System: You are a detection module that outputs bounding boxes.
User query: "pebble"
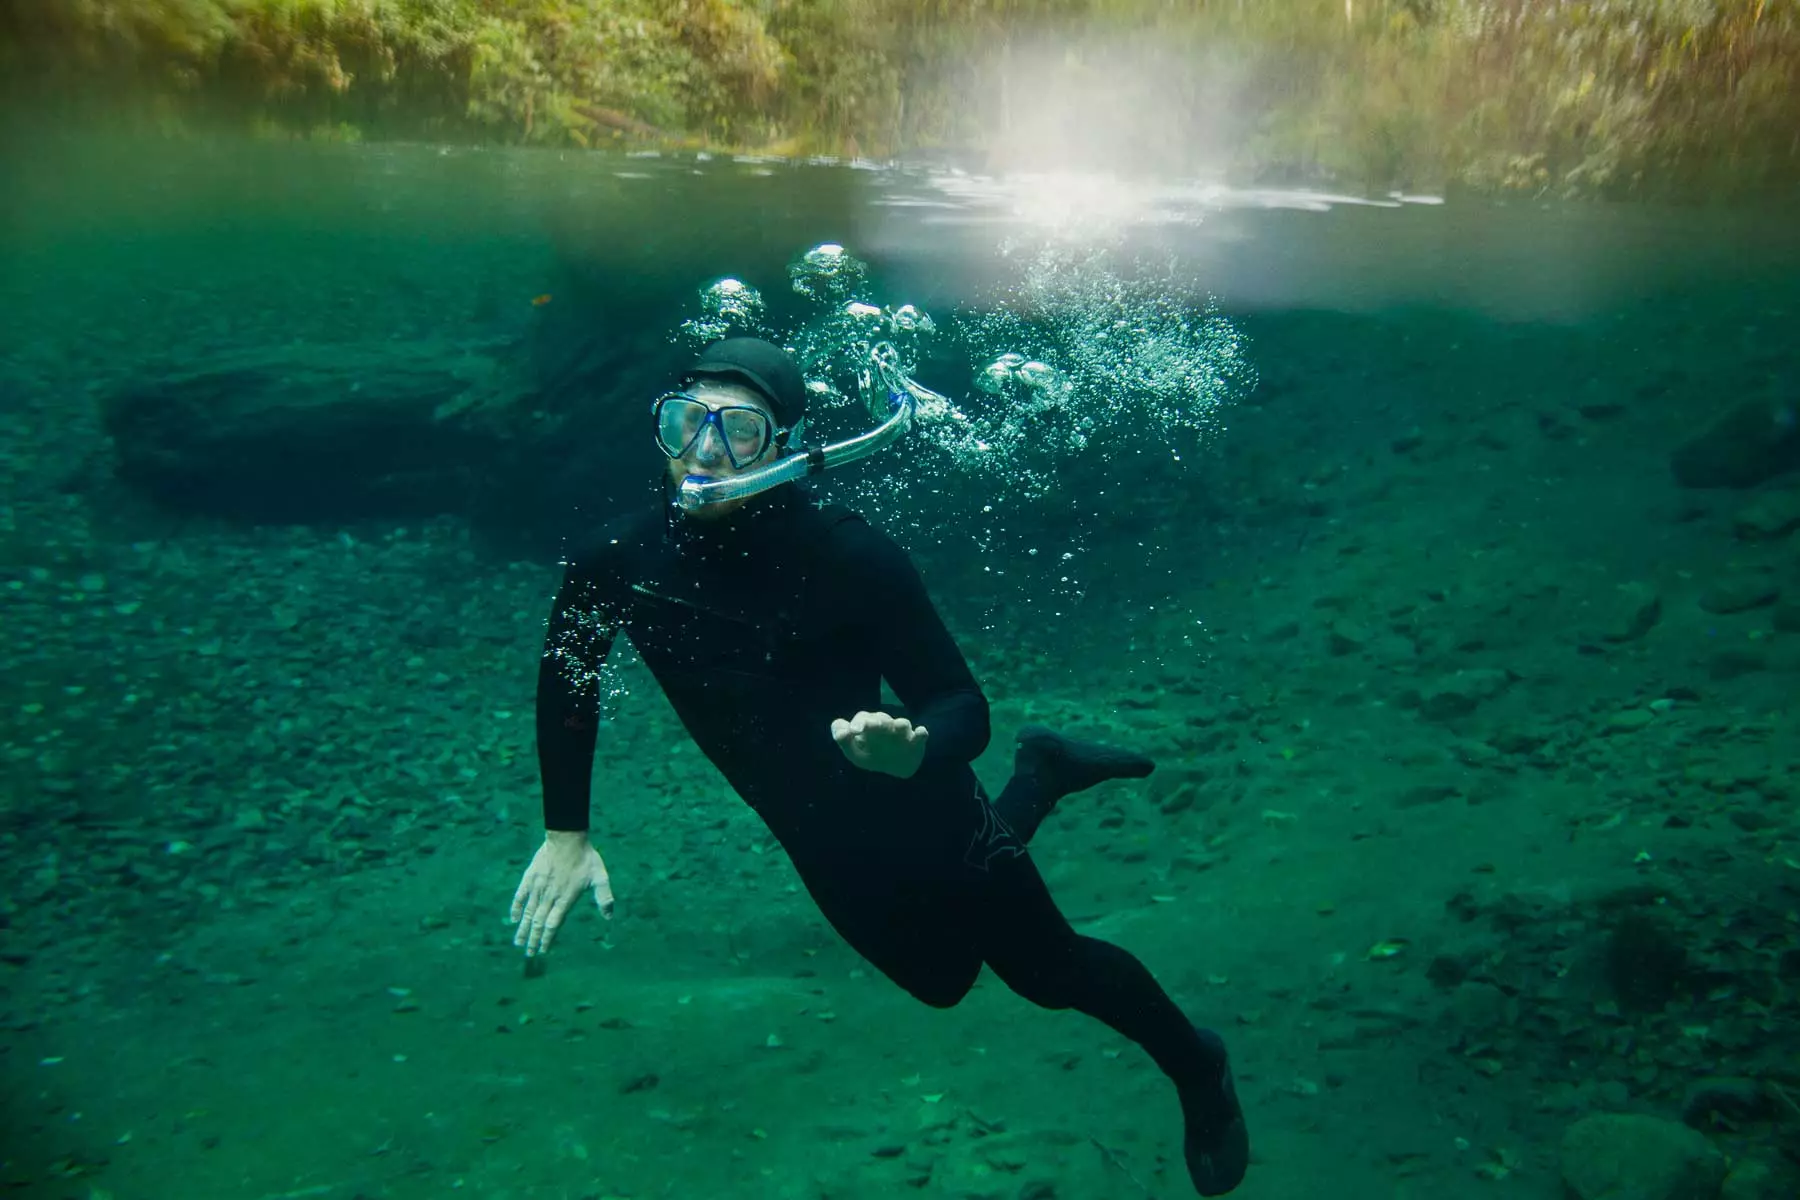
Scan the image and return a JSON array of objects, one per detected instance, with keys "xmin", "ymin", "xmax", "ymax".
[
  {"xmin": 1698, "ymin": 576, "xmax": 1779, "ymax": 614},
  {"xmin": 1605, "ymin": 709, "xmax": 1656, "ymax": 733}
]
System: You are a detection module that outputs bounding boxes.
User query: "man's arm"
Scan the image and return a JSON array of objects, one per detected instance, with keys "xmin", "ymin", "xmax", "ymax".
[
  {"xmin": 535, "ymin": 559, "xmax": 620, "ymax": 832},
  {"xmin": 838, "ymin": 523, "xmax": 990, "ymax": 766}
]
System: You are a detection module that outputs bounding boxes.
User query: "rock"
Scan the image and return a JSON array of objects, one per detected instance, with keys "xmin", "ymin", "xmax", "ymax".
[
  {"xmin": 96, "ymin": 326, "xmax": 663, "ymax": 546},
  {"xmin": 1605, "ymin": 913, "xmax": 1688, "ymax": 1012},
  {"xmin": 1605, "ymin": 709, "xmax": 1657, "ymax": 734},
  {"xmin": 1447, "ymin": 981, "xmax": 1515, "ymax": 1031},
  {"xmin": 1327, "ymin": 619, "xmax": 1367, "ymax": 655},
  {"xmin": 1450, "ymin": 738, "xmax": 1501, "ymax": 767},
  {"xmin": 1395, "ymin": 782, "xmax": 1461, "ymax": 807},
  {"xmin": 101, "ymin": 339, "xmax": 532, "ymax": 522},
  {"xmin": 1586, "ymin": 582, "xmax": 1663, "ymax": 644},
  {"xmin": 1371, "ymin": 631, "xmax": 1418, "ymax": 661},
  {"xmin": 1680, "ymin": 1077, "xmax": 1771, "ymax": 1129},
  {"xmin": 1489, "ymin": 727, "xmax": 1551, "ymax": 755},
  {"xmin": 1709, "ymin": 649, "xmax": 1766, "ymax": 681},
  {"xmin": 1732, "ymin": 489, "xmax": 1800, "ymax": 540},
  {"xmin": 1560, "ymin": 1113, "xmax": 1728, "ymax": 1200},
  {"xmin": 1670, "ymin": 398, "xmax": 1800, "ymax": 489},
  {"xmin": 1158, "ymin": 783, "xmax": 1199, "ymax": 815},
  {"xmin": 1579, "ymin": 399, "xmax": 1628, "ymax": 421},
  {"xmin": 1720, "ymin": 1158, "xmax": 1790, "ymax": 1200},
  {"xmin": 1419, "ymin": 668, "xmax": 1511, "ymax": 721},
  {"xmin": 1697, "ymin": 575, "xmax": 1779, "ymax": 614},
  {"xmin": 1148, "ymin": 767, "xmax": 1209, "ymax": 815},
  {"xmin": 1538, "ymin": 408, "xmax": 1579, "ymax": 440}
]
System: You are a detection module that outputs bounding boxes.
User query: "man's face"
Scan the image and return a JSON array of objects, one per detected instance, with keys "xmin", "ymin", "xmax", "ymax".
[{"xmin": 662, "ymin": 380, "xmax": 780, "ymax": 520}]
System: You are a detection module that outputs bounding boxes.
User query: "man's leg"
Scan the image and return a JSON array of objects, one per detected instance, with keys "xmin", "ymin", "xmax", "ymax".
[
  {"xmin": 970, "ymin": 851, "xmax": 1248, "ymax": 1196},
  {"xmin": 798, "ymin": 864, "xmax": 985, "ymax": 1010},
  {"xmin": 991, "ymin": 725, "xmax": 1156, "ymax": 844}
]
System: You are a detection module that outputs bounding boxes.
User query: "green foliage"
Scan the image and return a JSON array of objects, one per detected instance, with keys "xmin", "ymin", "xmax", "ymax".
[{"xmin": 3, "ymin": 0, "xmax": 1797, "ymax": 197}]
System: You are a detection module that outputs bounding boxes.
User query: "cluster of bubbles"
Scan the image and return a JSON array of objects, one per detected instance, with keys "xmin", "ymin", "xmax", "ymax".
[
  {"xmin": 670, "ymin": 238, "xmax": 1252, "ymax": 507},
  {"xmin": 790, "ymin": 300, "xmax": 939, "ymax": 431},
  {"xmin": 541, "ymin": 604, "xmax": 633, "ymax": 721},
  {"xmin": 941, "ymin": 239, "xmax": 1254, "ymax": 499},
  {"xmin": 675, "ymin": 243, "xmax": 940, "ymax": 437}
]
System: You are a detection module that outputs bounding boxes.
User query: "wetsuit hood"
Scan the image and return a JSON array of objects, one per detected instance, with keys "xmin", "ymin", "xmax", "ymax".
[{"xmin": 683, "ymin": 337, "xmax": 808, "ymax": 429}]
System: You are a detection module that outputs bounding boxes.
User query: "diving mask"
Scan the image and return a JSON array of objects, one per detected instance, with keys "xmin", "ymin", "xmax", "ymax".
[{"xmin": 669, "ymin": 341, "xmax": 938, "ymax": 513}]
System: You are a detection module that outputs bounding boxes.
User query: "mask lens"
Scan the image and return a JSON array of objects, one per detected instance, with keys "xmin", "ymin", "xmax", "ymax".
[
  {"xmin": 656, "ymin": 395, "xmax": 708, "ymax": 456},
  {"xmin": 720, "ymin": 408, "xmax": 771, "ymax": 461}
]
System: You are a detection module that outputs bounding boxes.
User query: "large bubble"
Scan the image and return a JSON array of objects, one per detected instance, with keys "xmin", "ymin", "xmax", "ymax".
[
  {"xmin": 678, "ymin": 277, "xmax": 768, "ymax": 344},
  {"xmin": 787, "ymin": 243, "xmax": 868, "ymax": 303}
]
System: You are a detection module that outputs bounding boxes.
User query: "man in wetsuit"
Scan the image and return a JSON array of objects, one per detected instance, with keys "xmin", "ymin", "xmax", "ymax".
[{"xmin": 511, "ymin": 337, "xmax": 1248, "ymax": 1195}]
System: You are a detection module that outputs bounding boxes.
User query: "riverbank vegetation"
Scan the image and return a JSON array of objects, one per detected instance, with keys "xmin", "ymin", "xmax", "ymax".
[{"xmin": 5, "ymin": 0, "xmax": 1796, "ymax": 197}]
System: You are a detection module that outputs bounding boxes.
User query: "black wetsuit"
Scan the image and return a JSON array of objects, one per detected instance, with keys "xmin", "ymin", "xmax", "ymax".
[{"xmin": 536, "ymin": 482, "xmax": 1245, "ymax": 1194}]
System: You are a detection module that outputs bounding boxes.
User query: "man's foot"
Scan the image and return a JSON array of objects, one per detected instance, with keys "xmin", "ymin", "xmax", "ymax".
[
  {"xmin": 1013, "ymin": 725, "xmax": 1155, "ymax": 801},
  {"xmin": 1179, "ymin": 1027, "xmax": 1248, "ymax": 1196}
]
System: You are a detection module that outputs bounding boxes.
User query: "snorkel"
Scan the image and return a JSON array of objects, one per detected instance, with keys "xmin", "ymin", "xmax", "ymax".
[{"xmin": 674, "ymin": 340, "xmax": 945, "ymax": 513}]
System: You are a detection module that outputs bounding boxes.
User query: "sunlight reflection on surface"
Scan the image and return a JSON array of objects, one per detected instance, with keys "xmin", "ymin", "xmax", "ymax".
[{"xmin": 901, "ymin": 170, "xmax": 1446, "ymax": 230}]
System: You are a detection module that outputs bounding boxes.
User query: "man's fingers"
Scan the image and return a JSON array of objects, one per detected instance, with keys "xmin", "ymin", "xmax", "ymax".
[
  {"xmin": 544, "ymin": 891, "xmax": 571, "ymax": 933},
  {"xmin": 830, "ymin": 717, "xmax": 871, "ymax": 761},
  {"xmin": 512, "ymin": 871, "xmax": 546, "ymax": 924},
  {"xmin": 512, "ymin": 878, "xmax": 542, "ymax": 943},
  {"xmin": 520, "ymin": 874, "xmax": 555, "ymax": 952},
  {"xmin": 536, "ymin": 903, "xmax": 563, "ymax": 954},
  {"xmin": 835, "ymin": 712, "xmax": 909, "ymax": 740},
  {"xmin": 594, "ymin": 876, "xmax": 615, "ymax": 920},
  {"xmin": 833, "ymin": 712, "xmax": 934, "ymax": 771},
  {"xmin": 854, "ymin": 711, "xmax": 894, "ymax": 735}
]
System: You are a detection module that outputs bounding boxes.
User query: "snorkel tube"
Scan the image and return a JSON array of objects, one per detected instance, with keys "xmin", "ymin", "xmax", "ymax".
[{"xmin": 674, "ymin": 341, "xmax": 945, "ymax": 512}]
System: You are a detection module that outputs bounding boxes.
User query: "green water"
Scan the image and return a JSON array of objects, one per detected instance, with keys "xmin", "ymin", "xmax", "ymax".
[{"xmin": 2, "ymin": 137, "xmax": 1799, "ymax": 1200}]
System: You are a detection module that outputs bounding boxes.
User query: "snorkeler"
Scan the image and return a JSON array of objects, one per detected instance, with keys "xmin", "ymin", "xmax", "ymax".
[{"xmin": 511, "ymin": 336, "xmax": 1249, "ymax": 1195}]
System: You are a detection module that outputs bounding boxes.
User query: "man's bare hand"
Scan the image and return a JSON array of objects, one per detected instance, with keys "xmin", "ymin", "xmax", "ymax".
[
  {"xmin": 510, "ymin": 831, "xmax": 613, "ymax": 957},
  {"xmin": 831, "ymin": 710, "xmax": 929, "ymax": 779}
]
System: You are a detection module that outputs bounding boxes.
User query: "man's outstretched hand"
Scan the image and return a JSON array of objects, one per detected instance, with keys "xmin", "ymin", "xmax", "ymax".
[
  {"xmin": 831, "ymin": 710, "xmax": 929, "ymax": 779},
  {"xmin": 510, "ymin": 830, "xmax": 613, "ymax": 957}
]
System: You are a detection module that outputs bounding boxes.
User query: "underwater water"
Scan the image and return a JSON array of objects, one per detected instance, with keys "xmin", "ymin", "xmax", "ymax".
[{"xmin": 2, "ymin": 135, "xmax": 1800, "ymax": 1200}]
